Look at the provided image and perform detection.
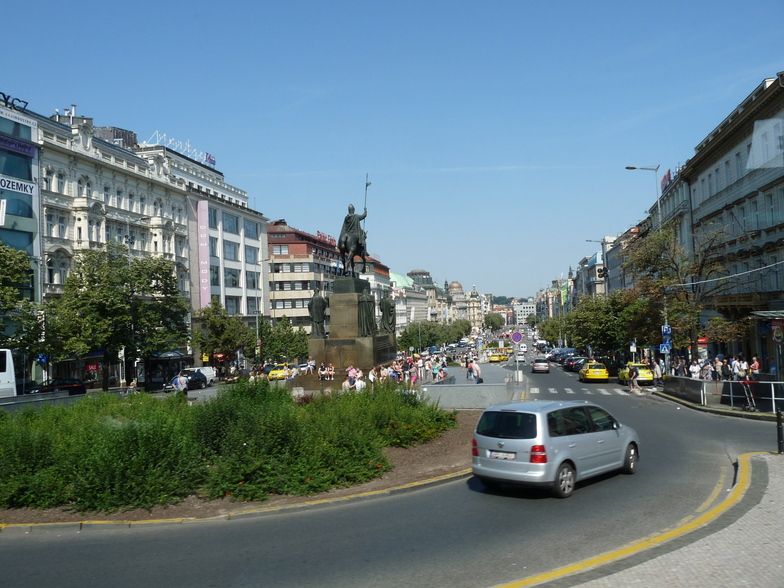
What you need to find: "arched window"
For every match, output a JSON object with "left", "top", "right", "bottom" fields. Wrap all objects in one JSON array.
[
  {"left": 117, "top": 189, "right": 123, "bottom": 209},
  {"left": 129, "top": 193, "right": 135, "bottom": 212},
  {"left": 85, "top": 182, "right": 92, "bottom": 198},
  {"left": 77, "top": 180, "right": 84, "bottom": 197},
  {"left": 43, "top": 170, "right": 53, "bottom": 191},
  {"left": 103, "top": 186, "right": 110, "bottom": 203},
  {"left": 57, "top": 174, "right": 65, "bottom": 193}
]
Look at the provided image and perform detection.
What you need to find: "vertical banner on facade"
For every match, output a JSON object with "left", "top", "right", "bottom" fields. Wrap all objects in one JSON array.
[{"left": 197, "top": 200, "right": 210, "bottom": 308}]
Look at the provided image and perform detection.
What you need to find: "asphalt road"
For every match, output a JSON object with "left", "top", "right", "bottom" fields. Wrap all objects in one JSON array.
[{"left": 1, "top": 356, "right": 778, "bottom": 588}]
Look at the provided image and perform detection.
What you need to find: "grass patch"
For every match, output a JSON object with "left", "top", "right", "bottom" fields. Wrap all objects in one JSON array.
[{"left": 0, "top": 380, "right": 456, "bottom": 512}]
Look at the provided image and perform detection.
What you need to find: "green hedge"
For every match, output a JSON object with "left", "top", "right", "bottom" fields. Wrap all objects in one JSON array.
[{"left": 0, "top": 380, "right": 456, "bottom": 512}]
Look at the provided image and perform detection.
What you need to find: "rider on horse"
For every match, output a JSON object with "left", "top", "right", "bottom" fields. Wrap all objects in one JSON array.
[{"left": 338, "top": 204, "right": 367, "bottom": 275}]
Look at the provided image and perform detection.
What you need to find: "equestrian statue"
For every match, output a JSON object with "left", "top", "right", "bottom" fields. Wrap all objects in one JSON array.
[{"left": 338, "top": 203, "right": 368, "bottom": 276}]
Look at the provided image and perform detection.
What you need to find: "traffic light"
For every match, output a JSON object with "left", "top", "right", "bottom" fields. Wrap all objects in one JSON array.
[{"left": 597, "top": 267, "right": 608, "bottom": 279}]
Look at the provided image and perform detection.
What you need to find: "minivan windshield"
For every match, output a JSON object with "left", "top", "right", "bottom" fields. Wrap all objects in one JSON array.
[{"left": 476, "top": 411, "right": 537, "bottom": 439}]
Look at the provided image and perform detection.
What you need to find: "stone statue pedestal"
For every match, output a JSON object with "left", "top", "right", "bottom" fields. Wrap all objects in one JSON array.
[{"left": 308, "top": 277, "right": 396, "bottom": 372}]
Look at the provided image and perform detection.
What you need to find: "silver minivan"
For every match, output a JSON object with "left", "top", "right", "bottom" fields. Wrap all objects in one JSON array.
[{"left": 472, "top": 400, "right": 639, "bottom": 497}]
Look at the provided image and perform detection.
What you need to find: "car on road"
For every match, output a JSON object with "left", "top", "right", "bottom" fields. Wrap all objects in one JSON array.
[
  {"left": 25, "top": 378, "right": 87, "bottom": 396},
  {"left": 578, "top": 362, "right": 610, "bottom": 382},
  {"left": 182, "top": 366, "right": 216, "bottom": 386},
  {"left": 617, "top": 363, "right": 654, "bottom": 385},
  {"left": 563, "top": 356, "right": 588, "bottom": 372},
  {"left": 531, "top": 357, "right": 550, "bottom": 373},
  {"left": 489, "top": 351, "right": 509, "bottom": 363},
  {"left": 472, "top": 400, "right": 640, "bottom": 497}
]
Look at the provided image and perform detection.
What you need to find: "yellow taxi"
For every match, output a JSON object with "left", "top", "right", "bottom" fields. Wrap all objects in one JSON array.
[
  {"left": 617, "top": 363, "right": 654, "bottom": 385},
  {"left": 578, "top": 362, "right": 610, "bottom": 382},
  {"left": 489, "top": 351, "right": 509, "bottom": 363},
  {"left": 267, "top": 363, "right": 296, "bottom": 380}
]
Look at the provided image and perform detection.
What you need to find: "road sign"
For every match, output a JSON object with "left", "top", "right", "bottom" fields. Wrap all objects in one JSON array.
[
  {"left": 661, "top": 325, "right": 671, "bottom": 337},
  {"left": 660, "top": 344, "right": 671, "bottom": 354},
  {"left": 511, "top": 331, "right": 523, "bottom": 343}
]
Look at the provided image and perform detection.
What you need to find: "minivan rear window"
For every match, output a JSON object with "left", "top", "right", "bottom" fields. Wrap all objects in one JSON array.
[{"left": 476, "top": 411, "right": 537, "bottom": 439}]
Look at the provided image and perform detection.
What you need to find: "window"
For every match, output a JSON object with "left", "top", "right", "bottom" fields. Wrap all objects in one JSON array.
[
  {"left": 57, "top": 174, "right": 65, "bottom": 193},
  {"left": 561, "top": 407, "right": 591, "bottom": 435},
  {"left": 46, "top": 213, "right": 54, "bottom": 236},
  {"left": 77, "top": 179, "right": 84, "bottom": 197},
  {"left": 246, "top": 271, "right": 259, "bottom": 289},
  {"left": 116, "top": 189, "right": 123, "bottom": 208},
  {"left": 587, "top": 406, "right": 615, "bottom": 431},
  {"left": 104, "top": 186, "right": 110, "bottom": 203},
  {"left": 736, "top": 152, "right": 743, "bottom": 180},
  {"left": 58, "top": 216, "right": 66, "bottom": 238},
  {"left": 224, "top": 268, "right": 240, "bottom": 288},
  {"left": 273, "top": 245, "right": 289, "bottom": 255},
  {"left": 476, "top": 411, "right": 537, "bottom": 439},
  {"left": 725, "top": 160, "right": 731, "bottom": 187},
  {"left": 244, "top": 219, "right": 259, "bottom": 239},
  {"left": 225, "top": 296, "right": 240, "bottom": 315},
  {"left": 224, "top": 240, "right": 239, "bottom": 260},
  {"left": 86, "top": 182, "right": 92, "bottom": 199},
  {"left": 43, "top": 170, "right": 52, "bottom": 191},
  {"left": 247, "top": 297, "right": 259, "bottom": 314},
  {"left": 0, "top": 149, "right": 32, "bottom": 180},
  {"left": 208, "top": 207, "right": 218, "bottom": 228},
  {"left": 245, "top": 245, "right": 258, "bottom": 264},
  {"left": 140, "top": 197, "right": 146, "bottom": 215},
  {"left": 223, "top": 212, "right": 239, "bottom": 234},
  {"left": 209, "top": 237, "right": 218, "bottom": 257},
  {"left": 210, "top": 265, "right": 220, "bottom": 286}
]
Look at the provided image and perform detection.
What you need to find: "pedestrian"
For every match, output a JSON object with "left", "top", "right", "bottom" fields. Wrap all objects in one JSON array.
[
  {"left": 738, "top": 357, "right": 749, "bottom": 380},
  {"left": 466, "top": 357, "right": 473, "bottom": 380},
  {"left": 473, "top": 360, "right": 482, "bottom": 384},
  {"left": 751, "top": 356, "right": 761, "bottom": 380},
  {"left": 628, "top": 364, "right": 641, "bottom": 393},
  {"left": 652, "top": 360, "right": 663, "bottom": 387},
  {"left": 689, "top": 360, "right": 701, "bottom": 379},
  {"left": 721, "top": 359, "right": 732, "bottom": 380},
  {"left": 174, "top": 371, "right": 188, "bottom": 394}
]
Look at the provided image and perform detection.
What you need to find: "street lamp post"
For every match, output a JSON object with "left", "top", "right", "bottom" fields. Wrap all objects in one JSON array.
[{"left": 626, "top": 165, "right": 661, "bottom": 229}]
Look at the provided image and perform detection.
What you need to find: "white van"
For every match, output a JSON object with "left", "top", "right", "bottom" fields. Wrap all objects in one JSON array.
[
  {"left": 183, "top": 366, "right": 216, "bottom": 386},
  {"left": 0, "top": 349, "right": 16, "bottom": 397}
]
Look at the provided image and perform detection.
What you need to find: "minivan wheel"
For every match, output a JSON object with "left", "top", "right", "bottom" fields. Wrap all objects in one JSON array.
[
  {"left": 552, "top": 463, "right": 575, "bottom": 498},
  {"left": 622, "top": 444, "right": 638, "bottom": 474}
]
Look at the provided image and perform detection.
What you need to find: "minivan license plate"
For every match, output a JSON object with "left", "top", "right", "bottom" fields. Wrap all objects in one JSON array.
[{"left": 489, "top": 451, "right": 515, "bottom": 460}]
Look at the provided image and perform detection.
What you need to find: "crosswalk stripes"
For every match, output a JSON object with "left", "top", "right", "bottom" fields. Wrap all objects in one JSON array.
[{"left": 526, "top": 386, "right": 647, "bottom": 397}]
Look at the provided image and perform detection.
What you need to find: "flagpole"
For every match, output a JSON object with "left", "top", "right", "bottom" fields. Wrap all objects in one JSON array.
[{"left": 363, "top": 173, "right": 370, "bottom": 231}]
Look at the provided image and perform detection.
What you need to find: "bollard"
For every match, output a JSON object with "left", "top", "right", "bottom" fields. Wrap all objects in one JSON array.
[{"left": 778, "top": 409, "right": 784, "bottom": 454}]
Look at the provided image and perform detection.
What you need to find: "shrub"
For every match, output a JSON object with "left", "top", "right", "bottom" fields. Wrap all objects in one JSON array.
[{"left": 0, "top": 379, "right": 456, "bottom": 512}]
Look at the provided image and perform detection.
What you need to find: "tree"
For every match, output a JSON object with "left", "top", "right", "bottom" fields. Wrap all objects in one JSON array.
[
  {"left": 49, "top": 242, "right": 189, "bottom": 390},
  {"left": 265, "top": 316, "right": 309, "bottom": 363},
  {"left": 0, "top": 241, "right": 43, "bottom": 351},
  {"left": 623, "top": 220, "right": 730, "bottom": 360},
  {"left": 484, "top": 312, "right": 505, "bottom": 331},
  {"left": 526, "top": 313, "right": 538, "bottom": 327},
  {"left": 191, "top": 297, "right": 255, "bottom": 361}
]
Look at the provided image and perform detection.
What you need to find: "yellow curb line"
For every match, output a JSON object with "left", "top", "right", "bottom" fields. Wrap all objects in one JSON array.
[
  {"left": 495, "top": 451, "right": 768, "bottom": 588},
  {"left": 0, "top": 469, "right": 474, "bottom": 530}
]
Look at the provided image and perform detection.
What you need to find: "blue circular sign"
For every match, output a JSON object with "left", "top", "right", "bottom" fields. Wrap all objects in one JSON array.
[{"left": 511, "top": 331, "right": 523, "bottom": 343}]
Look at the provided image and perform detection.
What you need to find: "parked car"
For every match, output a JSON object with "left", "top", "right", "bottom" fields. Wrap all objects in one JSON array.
[
  {"left": 25, "top": 378, "right": 87, "bottom": 396},
  {"left": 617, "top": 363, "right": 654, "bottom": 385},
  {"left": 182, "top": 366, "right": 216, "bottom": 386},
  {"left": 268, "top": 363, "right": 297, "bottom": 380},
  {"left": 531, "top": 357, "right": 550, "bottom": 373},
  {"left": 472, "top": 400, "right": 640, "bottom": 497},
  {"left": 163, "top": 370, "right": 207, "bottom": 391},
  {"left": 563, "top": 356, "right": 588, "bottom": 372},
  {"left": 578, "top": 362, "right": 610, "bottom": 382}
]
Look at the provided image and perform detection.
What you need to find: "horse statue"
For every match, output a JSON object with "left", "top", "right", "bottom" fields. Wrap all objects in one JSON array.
[{"left": 338, "top": 204, "right": 368, "bottom": 276}]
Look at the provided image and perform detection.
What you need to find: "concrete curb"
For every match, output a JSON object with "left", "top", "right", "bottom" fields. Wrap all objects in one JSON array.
[{"left": 0, "top": 469, "right": 474, "bottom": 532}]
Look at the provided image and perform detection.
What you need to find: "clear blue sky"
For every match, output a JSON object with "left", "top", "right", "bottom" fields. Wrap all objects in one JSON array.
[{"left": 5, "top": 0, "right": 783, "bottom": 297}]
